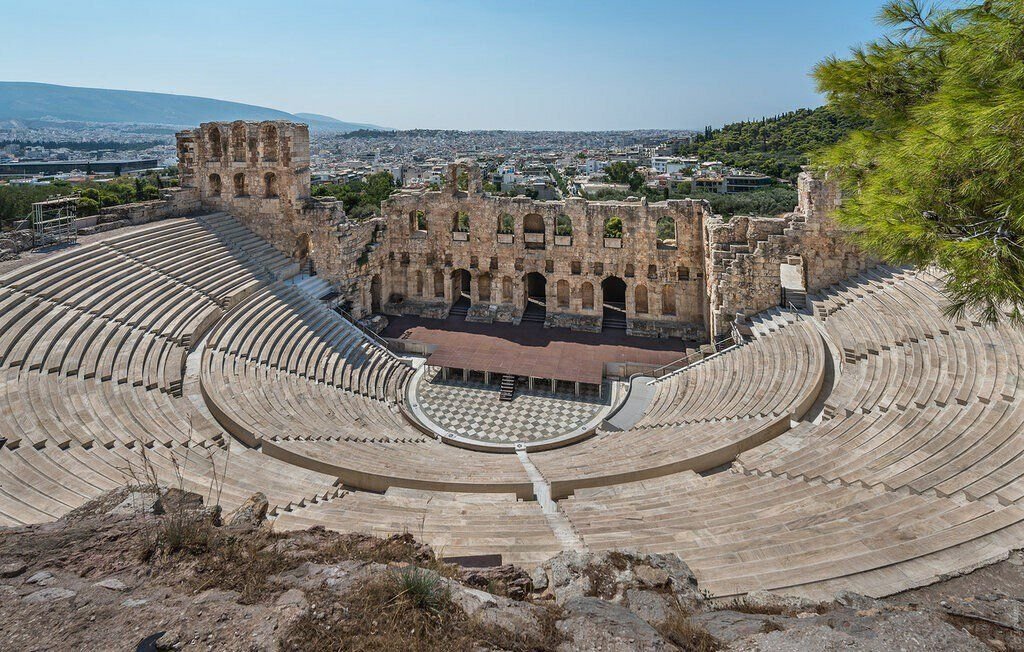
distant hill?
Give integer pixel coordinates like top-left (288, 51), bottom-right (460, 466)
top-left (680, 107), bottom-right (869, 181)
top-left (0, 82), bottom-right (385, 133)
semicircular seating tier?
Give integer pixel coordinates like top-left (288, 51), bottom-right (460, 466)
top-left (3, 214), bottom-right (1024, 600)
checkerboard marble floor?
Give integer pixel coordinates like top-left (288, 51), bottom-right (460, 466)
top-left (414, 367), bottom-right (610, 445)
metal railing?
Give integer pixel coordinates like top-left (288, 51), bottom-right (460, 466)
top-left (647, 335), bottom-right (740, 381)
top-left (333, 306), bottom-right (403, 360)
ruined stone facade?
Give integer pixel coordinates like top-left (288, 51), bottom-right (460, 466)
top-left (175, 122), bottom-right (871, 341)
top-left (704, 171), bottom-right (875, 337)
top-left (376, 162), bottom-right (707, 338)
top-left (176, 121), bottom-right (382, 310)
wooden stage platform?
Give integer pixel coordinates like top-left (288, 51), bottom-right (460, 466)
top-left (382, 315), bottom-right (690, 385)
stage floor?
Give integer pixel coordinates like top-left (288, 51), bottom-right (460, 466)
top-left (383, 314), bottom-right (690, 384)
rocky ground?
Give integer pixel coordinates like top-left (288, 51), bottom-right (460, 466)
top-left (0, 486), bottom-right (1019, 651)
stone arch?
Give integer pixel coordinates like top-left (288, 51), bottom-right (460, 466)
top-left (635, 284), bottom-right (649, 314)
top-left (523, 213), bottom-right (544, 234)
top-left (656, 216), bottom-right (676, 248)
top-left (208, 173), bottom-right (222, 195)
top-left (261, 123), bottom-right (278, 162)
top-left (233, 172), bottom-right (246, 197)
top-left (555, 214), bottom-right (573, 236)
top-left (451, 268), bottom-right (471, 302)
top-left (264, 172), bottom-right (278, 198)
top-left (231, 123), bottom-right (247, 163)
top-left (556, 279), bottom-right (570, 309)
top-left (410, 210), bottom-right (427, 233)
top-left (207, 127), bottom-right (223, 161)
top-left (662, 284), bottom-right (676, 315)
top-left (604, 215), bottom-right (623, 239)
top-left (497, 212), bottom-right (514, 234)
top-left (524, 272), bottom-right (546, 308)
top-left (501, 276), bottom-right (513, 303)
top-left (477, 272), bottom-right (492, 302)
top-left (433, 269), bottom-right (445, 298)
top-left (581, 282), bottom-right (595, 310)
top-left (601, 276), bottom-right (626, 306)
top-left (370, 274), bottom-right (382, 313)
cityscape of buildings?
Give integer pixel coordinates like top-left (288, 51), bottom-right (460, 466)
top-left (0, 120), bottom-right (775, 200)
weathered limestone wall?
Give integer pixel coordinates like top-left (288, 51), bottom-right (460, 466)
top-left (377, 162), bottom-right (706, 338)
top-left (704, 171), bottom-right (872, 338)
top-left (176, 121), bottom-right (381, 314)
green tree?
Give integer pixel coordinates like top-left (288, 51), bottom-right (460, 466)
top-left (604, 216), bottom-right (623, 239)
top-left (814, 0), bottom-right (1024, 324)
top-left (77, 196), bottom-right (100, 217)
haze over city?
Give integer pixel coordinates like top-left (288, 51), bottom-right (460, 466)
top-left (1, 0), bottom-right (888, 130)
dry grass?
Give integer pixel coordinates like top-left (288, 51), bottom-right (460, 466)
top-left (280, 569), bottom-right (565, 652)
top-left (656, 608), bottom-right (722, 652)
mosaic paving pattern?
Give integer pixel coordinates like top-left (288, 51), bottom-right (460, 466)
top-left (413, 367), bottom-right (610, 445)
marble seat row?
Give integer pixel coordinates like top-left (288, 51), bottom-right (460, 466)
top-left (206, 284), bottom-right (409, 401)
top-left (560, 469), bottom-right (1024, 599)
top-left (639, 312), bottom-right (824, 426)
top-left (275, 486), bottom-right (562, 567)
top-left (0, 439), bottom-right (341, 528)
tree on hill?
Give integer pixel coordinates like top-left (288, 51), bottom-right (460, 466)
top-left (814, 0), bottom-right (1024, 325)
top-left (681, 107), bottom-right (867, 181)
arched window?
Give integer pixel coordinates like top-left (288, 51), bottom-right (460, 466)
top-left (523, 213), bottom-right (544, 234)
top-left (233, 173), bottom-right (246, 197)
top-left (264, 172), bottom-right (278, 198)
top-left (261, 123), bottom-right (278, 162)
top-left (656, 216), bottom-right (676, 248)
top-left (555, 214), bottom-right (572, 236)
top-left (231, 123), bottom-right (247, 163)
top-left (662, 284), bottom-right (676, 316)
top-left (603, 215), bottom-right (623, 239)
top-left (478, 273), bottom-right (492, 302)
top-left (208, 173), bottom-right (222, 195)
top-left (208, 128), bottom-right (223, 161)
top-left (453, 211), bottom-right (470, 232)
top-left (502, 276), bottom-right (513, 303)
top-left (433, 269), bottom-right (445, 298)
top-left (557, 279), bottom-right (570, 308)
top-left (410, 210), bottom-right (427, 232)
top-left (581, 282), bottom-right (594, 310)
top-left (635, 285), bottom-right (649, 314)
top-left (497, 213), bottom-right (514, 234)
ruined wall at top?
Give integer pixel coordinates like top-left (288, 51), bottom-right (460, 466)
top-left (176, 121), bottom-right (381, 313)
top-left (704, 171), bottom-right (873, 337)
top-left (376, 162), bottom-right (707, 338)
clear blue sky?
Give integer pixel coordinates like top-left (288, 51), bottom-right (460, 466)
top-left (0, 0), bottom-right (888, 131)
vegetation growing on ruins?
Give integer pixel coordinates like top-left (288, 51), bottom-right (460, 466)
top-left (680, 107), bottom-right (868, 182)
top-left (0, 171), bottom-right (172, 227)
top-left (582, 184), bottom-right (798, 218)
top-left (603, 216), bottom-right (623, 239)
top-left (604, 161), bottom-right (646, 191)
top-left (814, 0), bottom-right (1024, 325)
top-left (311, 170), bottom-right (396, 221)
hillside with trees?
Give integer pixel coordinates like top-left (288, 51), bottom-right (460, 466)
top-left (680, 107), bottom-right (869, 181)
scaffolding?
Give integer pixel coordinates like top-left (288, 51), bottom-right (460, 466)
top-left (31, 194), bottom-right (79, 248)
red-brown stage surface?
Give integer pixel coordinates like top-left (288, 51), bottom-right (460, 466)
top-left (382, 315), bottom-right (691, 385)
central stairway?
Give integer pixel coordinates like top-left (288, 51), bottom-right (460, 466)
top-left (602, 302), bottom-right (627, 330)
top-left (521, 299), bottom-right (546, 324)
top-left (499, 374), bottom-right (517, 401)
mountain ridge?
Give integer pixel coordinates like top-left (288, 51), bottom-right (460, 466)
top-left (0, 82), bottom-right (385, 133)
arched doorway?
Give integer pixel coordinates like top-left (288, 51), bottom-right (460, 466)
top-left (523, 272), bottom-right (546, 323)
top-left (601, 276), bottom-right (627, 330)
top-left (450, 269), bottom-right (471, 317)
top-left (370, 274), bottom-right (382, 313)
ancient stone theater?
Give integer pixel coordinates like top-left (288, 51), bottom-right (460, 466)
top-left (1, 120), bottom-right (1023, 600)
